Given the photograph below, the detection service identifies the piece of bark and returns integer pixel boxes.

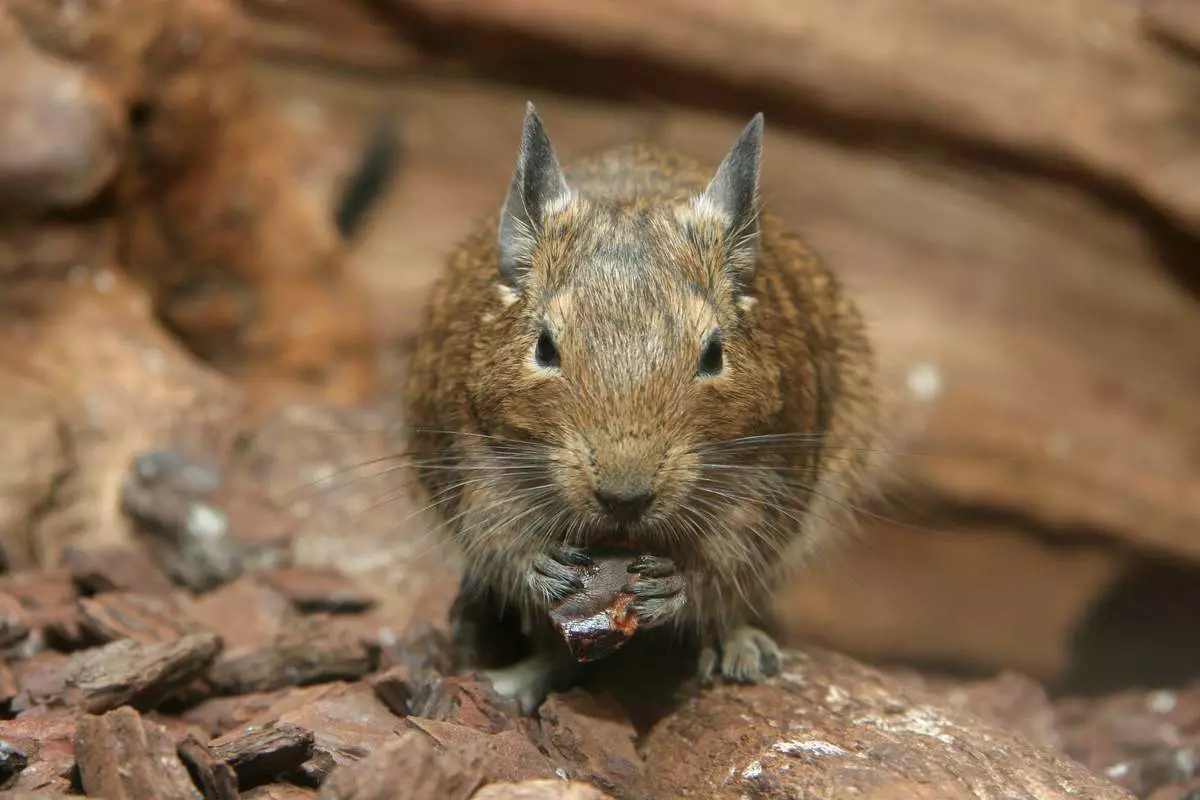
[186,575,296,653]
[408,675,519,734]
[0,736,30,788]
[9,652,70,715]
[78,592,204,645]
[0,592,31,649]
[62,544,175,595]
[548,553,640,664]
[471,782,615,800]
[0,571,77,612]
[1143,0,1200,57]
[205,616,373,695]
[59,633,221,713]
[0,714,75,793]
[366,666,415,716]
[315,730,483,800]
[536,690,645,799]
[242,784,319,800]
[120,449,292,593]
[406,719,558,785]
[255,568,376,614]
[178,735,239,800]
[75,706,202,800]
[268,683,406,776]
[0,660,18,709]
[181,688,302,738]
[641,648,1135,799]
[207,724,314,790]
[1053,681,1200,798]
[0,18,124,214]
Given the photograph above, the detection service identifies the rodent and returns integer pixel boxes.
[402,102,879,711]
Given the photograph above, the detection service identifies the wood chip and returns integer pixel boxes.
[186,576,296,653]
[314,730,482,800]
[178,735,239,800]
[208,723,314,789]
[548,552,641,664]
[256,568,376,614]
[78,592,204,645]
[408,675,518,734]
[62,544,175,595]
[471,780,615,800]
[0,570,77,610]
[206,617,372,695]
[75,706,202,799]
[366,665,415,716]
[62,633,221,713]
[0,735,29,787]
[242,784,319,799]
[0,714,76,793]
[0,592,31,649]
[0,660,17,710]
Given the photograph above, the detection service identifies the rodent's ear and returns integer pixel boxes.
[498,102,573,286]
[698,113,764,290]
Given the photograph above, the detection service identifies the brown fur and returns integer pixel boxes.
[403,135,878,646]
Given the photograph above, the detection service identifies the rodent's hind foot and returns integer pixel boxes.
[482,651,559,714]
[527,545,593,604]
[698,626,782,686]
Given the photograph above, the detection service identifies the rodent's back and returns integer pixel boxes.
[404,131,878,627]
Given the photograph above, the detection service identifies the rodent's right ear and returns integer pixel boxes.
[497,102,573,286]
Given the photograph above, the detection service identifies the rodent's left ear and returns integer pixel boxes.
[698,113,764,290]
[498,102,573,287]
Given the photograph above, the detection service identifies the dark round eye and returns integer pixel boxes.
[698,330,724,377]
[535,325,560,368]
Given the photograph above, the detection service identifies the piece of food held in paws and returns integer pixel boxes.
[548,550,644,663]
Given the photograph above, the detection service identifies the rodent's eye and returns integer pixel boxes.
[697,330,724,378]
[534,325,561,369]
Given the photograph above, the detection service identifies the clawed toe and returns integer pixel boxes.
[697,626,782,685]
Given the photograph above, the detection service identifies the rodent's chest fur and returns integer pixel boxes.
[403,130,878,633]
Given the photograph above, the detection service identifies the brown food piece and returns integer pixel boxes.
[548,552,641,663]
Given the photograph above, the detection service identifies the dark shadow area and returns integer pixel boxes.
[1057,555,1200,697]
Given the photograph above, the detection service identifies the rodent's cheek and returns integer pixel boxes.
[548,438,599,516]
[653,449,701,515]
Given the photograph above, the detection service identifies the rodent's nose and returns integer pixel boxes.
[594,488,655,524]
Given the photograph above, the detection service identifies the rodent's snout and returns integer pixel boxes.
[587,436,662,526]
[594,486,655,524]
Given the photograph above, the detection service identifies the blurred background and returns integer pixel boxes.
[0,0,1198,786]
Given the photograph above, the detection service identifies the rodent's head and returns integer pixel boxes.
[468,104,787,555]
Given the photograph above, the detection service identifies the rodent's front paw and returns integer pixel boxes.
[697,626,782,686]
[526,545,593,603]
[624,555,687,627]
